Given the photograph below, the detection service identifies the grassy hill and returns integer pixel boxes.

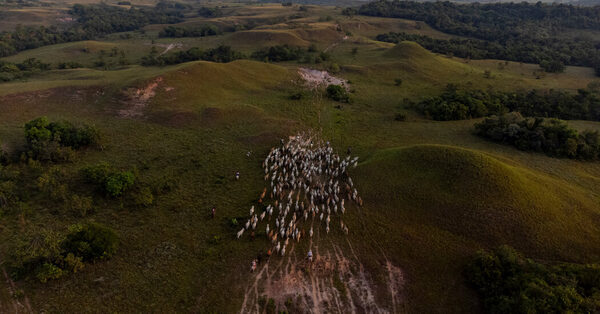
[1,2,600,313]
[350,145,600,312]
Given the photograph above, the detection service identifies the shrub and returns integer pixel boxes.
[63,253,84,273]
[67,194,93,217]
[289,91,307,100]
[23,117,100,161]
[36,263,64,283]
[394,78,403,86]
[105,171,135,197]
[7,229,63,279]
[394,113,407,121]
[81,163,136,197]
[130,186,154,207]
[62,223,119,262]
[326,85,349,103]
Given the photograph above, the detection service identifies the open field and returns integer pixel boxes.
[1,1,600,313]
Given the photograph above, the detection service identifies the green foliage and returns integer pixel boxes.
[289,90,308,100]
[7,224,117,282]
[0,4,184,58]
[540,59,566,73]
[105,171,135,197]
[414,86,600,121]
[394,78,403,86]
[142,45,243,66]
[66,194,93,217]
[36,263,64,283]
[326,84,349,103]
[0,58,50,82]
[475,113,600,160]
[159,25,219,38]
[81,162,136,197]
[7,229,63,279]
[62,223,119,262]
[57,62,83,70]
[23,117,100,161]
[198,6,223,17]
[341,7,357,16]
[363,1,600,72]
[466,245,600,313]
[130,186,154,207]
[251,45,317,62]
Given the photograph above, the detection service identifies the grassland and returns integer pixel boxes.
[1,2,600,313]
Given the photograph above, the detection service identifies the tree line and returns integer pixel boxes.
[466,245,600,312]
[375,32,594,74]
[141,45,244,66]
[0,2,184,57]
[360,1,600,73]
[474,112,600,160]
[0,58,50,82]
[141,44,332,66]
[411,85,600,122]
[159,24,220,38]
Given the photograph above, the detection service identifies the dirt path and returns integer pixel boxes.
[239,231,404,313]
[1,267,33,314]
[158,43,183,56]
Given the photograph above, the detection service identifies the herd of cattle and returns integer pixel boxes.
[237,133,362,259]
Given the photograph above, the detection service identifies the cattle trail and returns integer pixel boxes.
[237,133,404,313]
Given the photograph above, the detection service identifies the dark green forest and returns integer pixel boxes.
[474,113,600,160]
[0,3,184,57]
[466,245,600,313]
[411,85,600,121]
[361,1,600,73]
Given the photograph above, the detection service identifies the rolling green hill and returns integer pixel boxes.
[1,2,600,313]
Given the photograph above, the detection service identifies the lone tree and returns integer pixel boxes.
[326,84,349,103]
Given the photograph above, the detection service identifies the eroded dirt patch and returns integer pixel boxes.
[298,68,348,90]
[118,77,164,118]
[239,240,405,314]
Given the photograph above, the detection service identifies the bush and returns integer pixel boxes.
[130,186,154,207]
[81,162,136,197]
[326,84,349,103]
[289,90,307,100]
[24,117,100,161]
[62,223,119,262]
[67,194,93,217]
[105,171,135,197]
[394,78,403,86]
[36,263,64,283]
[394,113,406,121]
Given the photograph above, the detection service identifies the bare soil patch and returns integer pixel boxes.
[298,68,348,90]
